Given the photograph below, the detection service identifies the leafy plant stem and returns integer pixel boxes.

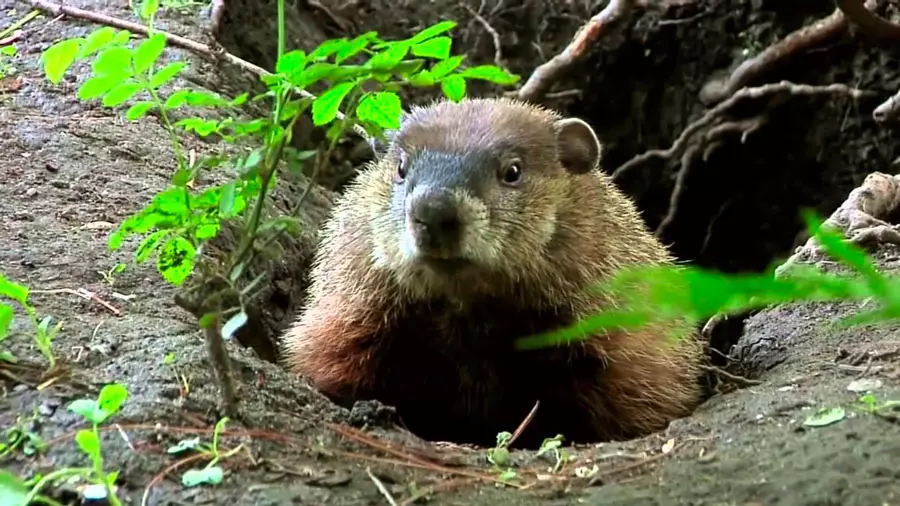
[23,467,93,505]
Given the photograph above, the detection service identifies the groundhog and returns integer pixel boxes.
[281,97,704,447]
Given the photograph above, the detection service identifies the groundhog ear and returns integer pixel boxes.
[368,128,401,158]
[554,118,601,174]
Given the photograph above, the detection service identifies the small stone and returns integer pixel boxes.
[25,187,38,198]
[846,378,883,392]
[50,179,70,189]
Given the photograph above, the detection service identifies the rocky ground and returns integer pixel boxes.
[2,0,900,505]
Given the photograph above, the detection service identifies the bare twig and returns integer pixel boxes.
[837,0,900,39]
[698,4,865,106]
[506,400,539,448]
[26,0,370,140]
[463,4,503,68]
[366,467,400,506]
[31,287,123,316]
[656,114,767,238]
[699,365,762,387]
[515,0,635,103]
[611,81,871,184]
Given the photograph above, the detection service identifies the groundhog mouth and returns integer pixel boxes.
[416,255,476,274]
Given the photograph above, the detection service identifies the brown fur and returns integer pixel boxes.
[281,97,704,446]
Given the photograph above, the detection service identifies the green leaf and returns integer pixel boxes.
[135,229,172,263]
[311,82,355,126]
[0,469,30,504]
[293,62,338,88]
[79,27,117,58]
[409,20,457,44]
[222,311,247,341]
[335,32,378,64]
[0,274,29,306]
[199,312,217,329]
[78,75,123,100]
[140,0,162,21]
[164,89,190,109]
[411,36,452,60]
[157,236,196,286]
[430,54,465,79]
[367,43,409,71]
[102,82,142,107]
[355,92,402,129]
[92,47,132,77]
[75,429,100,458]
[392,59,426,76]
[98,383,129,417]
[42,39,80,84]
[126,101,155,120]
[0,350,17,364]
[167,437,201,454]
[408,69,435,87]
[0,303,13,340]
[489,447,509,466]
[182,466,224,487]
[67,399,99,422]
[149,61,187,89]
[133,32,167,74]
[275,49,306,77]
[803,407,846,427]
[441,74,466,102]
[112,30,132,45]
[218,182,237,218]
[308,38,348,61]
[459,65,520,85]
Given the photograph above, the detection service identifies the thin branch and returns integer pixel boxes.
[26,0,370,140]
[611,81,873,184]
[462,3,503,69]
[515,0,635,103]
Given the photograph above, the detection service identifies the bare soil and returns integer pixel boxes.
[2,0,900,505]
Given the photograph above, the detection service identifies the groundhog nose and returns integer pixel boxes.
[409,192,462,250]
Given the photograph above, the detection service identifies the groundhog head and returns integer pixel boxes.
[365,97,602,298]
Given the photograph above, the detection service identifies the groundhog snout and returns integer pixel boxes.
[407,190,464,255]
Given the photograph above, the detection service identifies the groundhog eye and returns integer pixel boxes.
[394,155,407,184]
[499,162,523,186]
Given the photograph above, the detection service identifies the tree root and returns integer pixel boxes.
[515,0,636,103]
[776,171,900,276]
[698,1,880,106]
[836,0,900,40]
[610,83,872,237]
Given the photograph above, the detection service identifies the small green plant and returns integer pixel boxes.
[486,431,518,483]
[0,409,47,460]
[167,416,243,487]
[98,263,127,286]
[163,351,191,402]
[1,384,129,506]
[0,43,17,80]
[518,210,900,351]
[856,392,900,416]
[0,272,61,368]
[39,0,520,416]
[535,434,571,473]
